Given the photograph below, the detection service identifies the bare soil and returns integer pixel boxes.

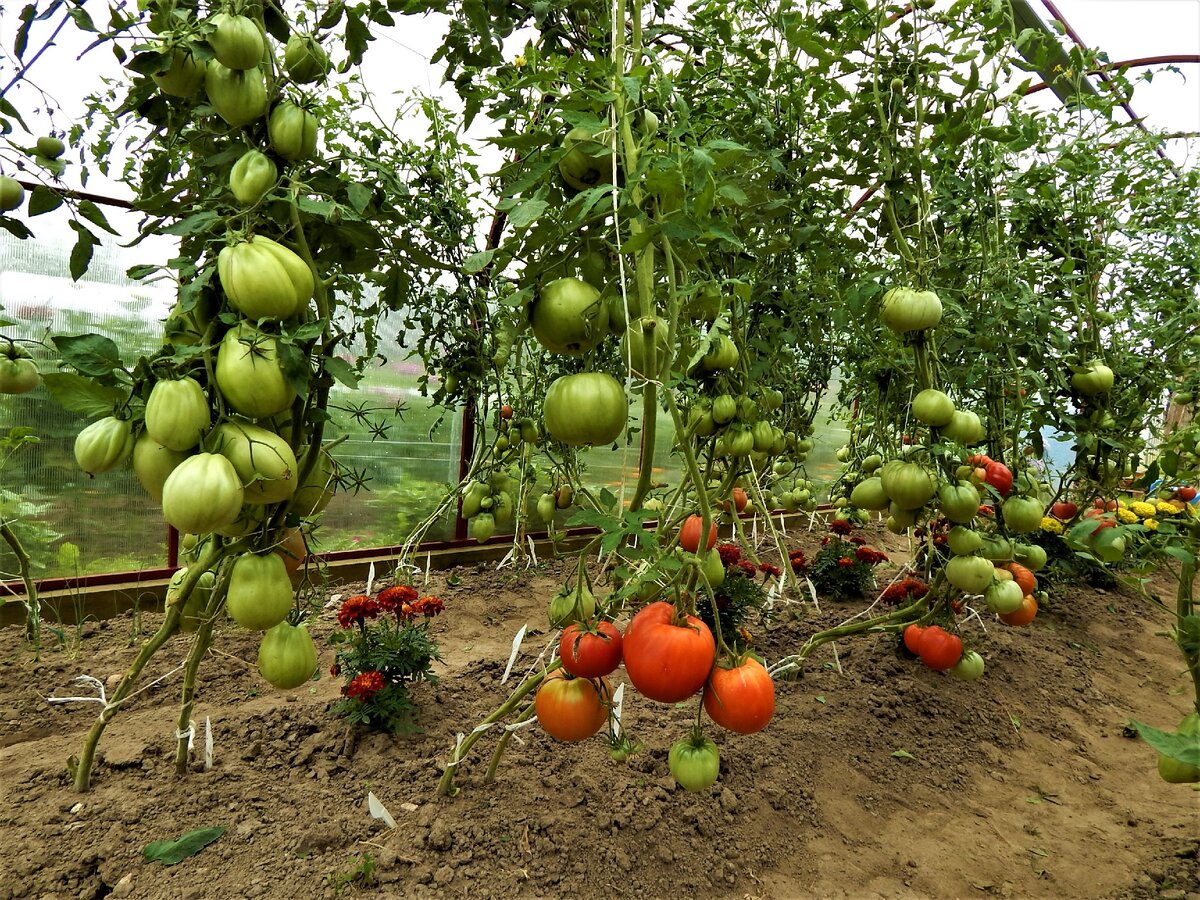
[0,524,1197,900]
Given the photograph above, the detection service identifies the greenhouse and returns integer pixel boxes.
[0,0,1197,897]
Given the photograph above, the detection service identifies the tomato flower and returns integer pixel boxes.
[337,595,381,628]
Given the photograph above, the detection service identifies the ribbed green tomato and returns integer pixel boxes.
[558,127,614,192]
[215,324,296,418]
[0,176,24,212]
[283,33,329,83]
[530,277,608,355]
[941,409,986,444]
[205,62,267,127]
[214,421,299,505]
[620,316,670,378]
[0,352,39,394]
[229,149,277,206]
[912,388,955,426]
[208,13,264,70]
[1018,543,1048,571]
[888,502,920,528]
[712,394,737,425]
[984,579,1024,614]
[145,377,209,450]
[887,463,937,510]
[290,447,337,517]
[226,552,293,631]
[669,733,720,792]
[723,427,755,457]
[946,526,983,556]
[471,512,496,543]
[132,433,189,502]
[850,477,889,511]
[152,47,207,97]
[267,102,319,161]
[74,417,135,475]
[543,373,627,446]
[880,287,942,333]
[945,555,995,594]
[751,420,775,453]
[1002,496,1044,533]
[979,535,1013,562]
[257,621,317,689]
[218,235,314,320]
[161,453,245,534]
[701,335,740,371]
[938,480,981,524]
[213,503,270,538]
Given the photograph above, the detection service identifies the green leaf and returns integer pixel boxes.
[0,216,34,240]
[462,249,494,275]
[891,749,915,760]
[143,827,225,866]
[161,210,218,236]
[346,183,372,214]
[508,199,547,229]
[68,221,98,281]
[77,199,119,235]
[52,333,124,377]
[27,185,64,216]
[324,356,361,389]
[1131,719,1200,766]
[40,373,125,417]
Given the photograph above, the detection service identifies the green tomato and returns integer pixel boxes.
[213,421,299,505]
[208,12,264,70]
[701,335,740,371]
[290,447,337,518]
[946,526,983,556]
[941,409,986,445]
[218,235,314,320]
[912,388,955,427]
[229,149,277,206]
[205,62,268,127]
[152,47,207,97]
[880,287,942,333]
[620,316,670,379]
[530,277,608,356]
[543,373,627,446]
[850,477,889,511]
[471,512,496,543]
[215,323,296,418]
[35,136,65,159]
[226,552,293,631]
[161,453,245,534]
[887,462,937,510]
[951,650,985,681]
[257,621,318,689]
[267,102,319,161]
[938,481,981,525]
[145,377,210,451]
[0,352,39,394]
[669,733,721,792]
[0,175,24,212]
[945,554,994,594]
[74,417,135,476]
[1002,496,1044,534]
[558,127,614,192]
[283,33,330,83]
[1070,362,1114,396]
[132,433,189,503]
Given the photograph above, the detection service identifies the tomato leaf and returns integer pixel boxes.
[0,216,34,240]
[40,373,125,418]
[324,356,361,389]
[67,220,98,282]
[507,199,547,229]
[52,333,124,378]
[891,749,915,760]
[462,249,494,274]
[143,827,225,866]
[1130,720,1200,766]
[26,185,63,216]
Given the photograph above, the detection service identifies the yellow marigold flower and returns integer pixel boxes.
[1144,518,1159,530]
[1041,517,1064,534]
[1156,501,1177,515]
[1116,508,1138,523]
[1130,501,1157,518]
[1117,499,1128,509]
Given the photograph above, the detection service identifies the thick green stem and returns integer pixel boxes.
[173,567,232,774]
[484,702,536,783]
[70,541,231,792]
[779,596,927,673]
[437,664,556,796]
[1,522,39,649]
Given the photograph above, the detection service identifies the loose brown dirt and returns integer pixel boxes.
[0,524,1197,900]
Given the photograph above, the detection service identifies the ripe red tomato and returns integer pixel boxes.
[966,453,993,468]
[703,657,775,734]
[1177,487,1197,502]
[559,621,623,678]
[678,514,718,553]
[999,594,1038,627]
[902,623,927,655]
[1050,500,1078,520]
[723,487,749,514]
[535,670,610,741]
[983,461,1013,497]
[1093,498,1118,511]
[500,404,513,420]
[623,601,715,703]
[918,626,963,671]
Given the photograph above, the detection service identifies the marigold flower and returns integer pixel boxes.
[789,551,808,573]
[855,546,888,565]
[904,578,929,599]
[759,563,783,578]
[1040,517,1064,535]
[717,543,742,566]
[345,670,386,701]
[413,595,446,617]
[1155,501,1177,516]
[377,584,419,613]
[736,559,759,576]
[1130,501,1157,518]
[1116,508,1138,524]
[849,535,867,545]
[338,595,381,629]
[880,583,907,604]
[837,556,855,568]
[829,519,854,536]
[1144,518,1159,530]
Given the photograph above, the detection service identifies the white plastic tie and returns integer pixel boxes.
[610,683,626,738]
[365,562,376,596]
[175,721,196,754]
[203,717,214,771]
[501,625,527,684]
